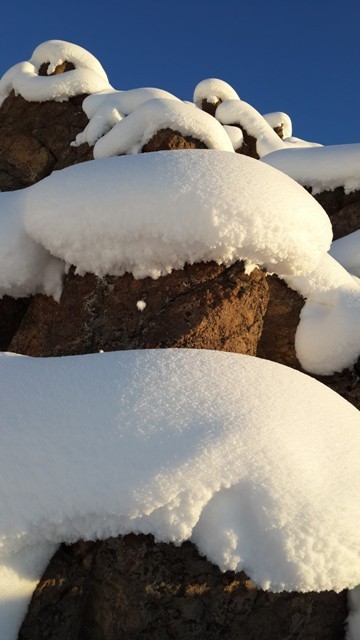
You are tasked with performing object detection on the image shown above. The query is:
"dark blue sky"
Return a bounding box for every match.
[1,0,359,145]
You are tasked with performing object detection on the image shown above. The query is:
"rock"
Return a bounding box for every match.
[257,274,304,370]
[18,534,347,640]
[236,127,259,159]
[201,97,222,118]
[0,91,92,191]
[142,127,207,152]
[9,261,269,357]
[0,295,30,351]
[312,186,360,239]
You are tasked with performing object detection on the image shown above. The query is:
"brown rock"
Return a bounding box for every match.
[19,534,347,640]
[257,274,304,369]
[311,186,360,239]
[201,97,222,117]
[38,61,76,76]
[236,126,259,159]
[0,91,92,191]
[142,127,207,152]
[9,261,269,357]
[0,295,30,351]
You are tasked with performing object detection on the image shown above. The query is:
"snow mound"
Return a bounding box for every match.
[262,144,360,194]
[0,40,111,106]
[263,112,293,138]
[216,99,285,157]
[72,87,181,147]
[193,78,240,107]
[0,349,359,603]
[22,150,332,279]
[285,253,360,374]
[0,192,63,300]
[92,99,234,157]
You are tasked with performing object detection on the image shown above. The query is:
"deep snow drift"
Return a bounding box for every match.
[262,144,360,194]
[0,349,359,639]
[22,151,331,279]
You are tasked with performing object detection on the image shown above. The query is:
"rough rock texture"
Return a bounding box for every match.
[201,97,222,118]
[236,126,259,159]
[0,91,92,191]
[142,127,207,152]
[312,186,360,239]
[19,535,347,640]
[9,261,268,357]
[257,274,304,370]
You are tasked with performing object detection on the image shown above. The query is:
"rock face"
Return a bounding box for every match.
[313,186,360,238]
[0,91,92,191]
[18,535,347,640]
[0,81,358,640]
[142,127,207,152]
[9,262,269,357]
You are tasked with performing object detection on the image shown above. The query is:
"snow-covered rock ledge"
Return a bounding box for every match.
[0,349,359,638]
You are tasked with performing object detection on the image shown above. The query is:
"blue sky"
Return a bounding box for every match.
[1,0,359,145]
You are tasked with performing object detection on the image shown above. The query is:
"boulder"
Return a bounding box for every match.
[142,127,207,152]
[312,186,360,239]
[9,261,268,357]
[18,534,347,640]
[0,91,92,191]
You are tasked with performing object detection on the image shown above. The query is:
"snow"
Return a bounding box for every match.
[0,191,63,300]
[262,143,360,194]
[0,348,360,640]
[330,230,360,277]
[92,99,234,157]
[215,99,285,157]
[263,111,293,138]
[136,300,146,311]
[72,87,181,147]
[285,253,360,375]
[193,78,240,107]
[0,40,111,107]
[22,151,332,279]
[222,124,243,150]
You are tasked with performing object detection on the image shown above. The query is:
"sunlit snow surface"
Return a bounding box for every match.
[23,151,331,278]
[0,40,111,106]
[285,254,360,375]
[262,144,360,194]
[0,349,359,640]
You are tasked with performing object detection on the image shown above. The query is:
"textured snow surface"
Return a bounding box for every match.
[330,230,360,277]
[0,349,360,640]
[0,192,63,300]
[92,99,234,157]
[285,253,360,374]
[23,150,332,279]
[262,144,360,194]
[0,40,111,106]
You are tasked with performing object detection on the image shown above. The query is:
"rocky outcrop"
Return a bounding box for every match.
[0,76,357,640]
[142,127,207,152]
[312,186,360,239]
[18,535,347,640]
[9,262,268,357]
[0,91,92,191]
